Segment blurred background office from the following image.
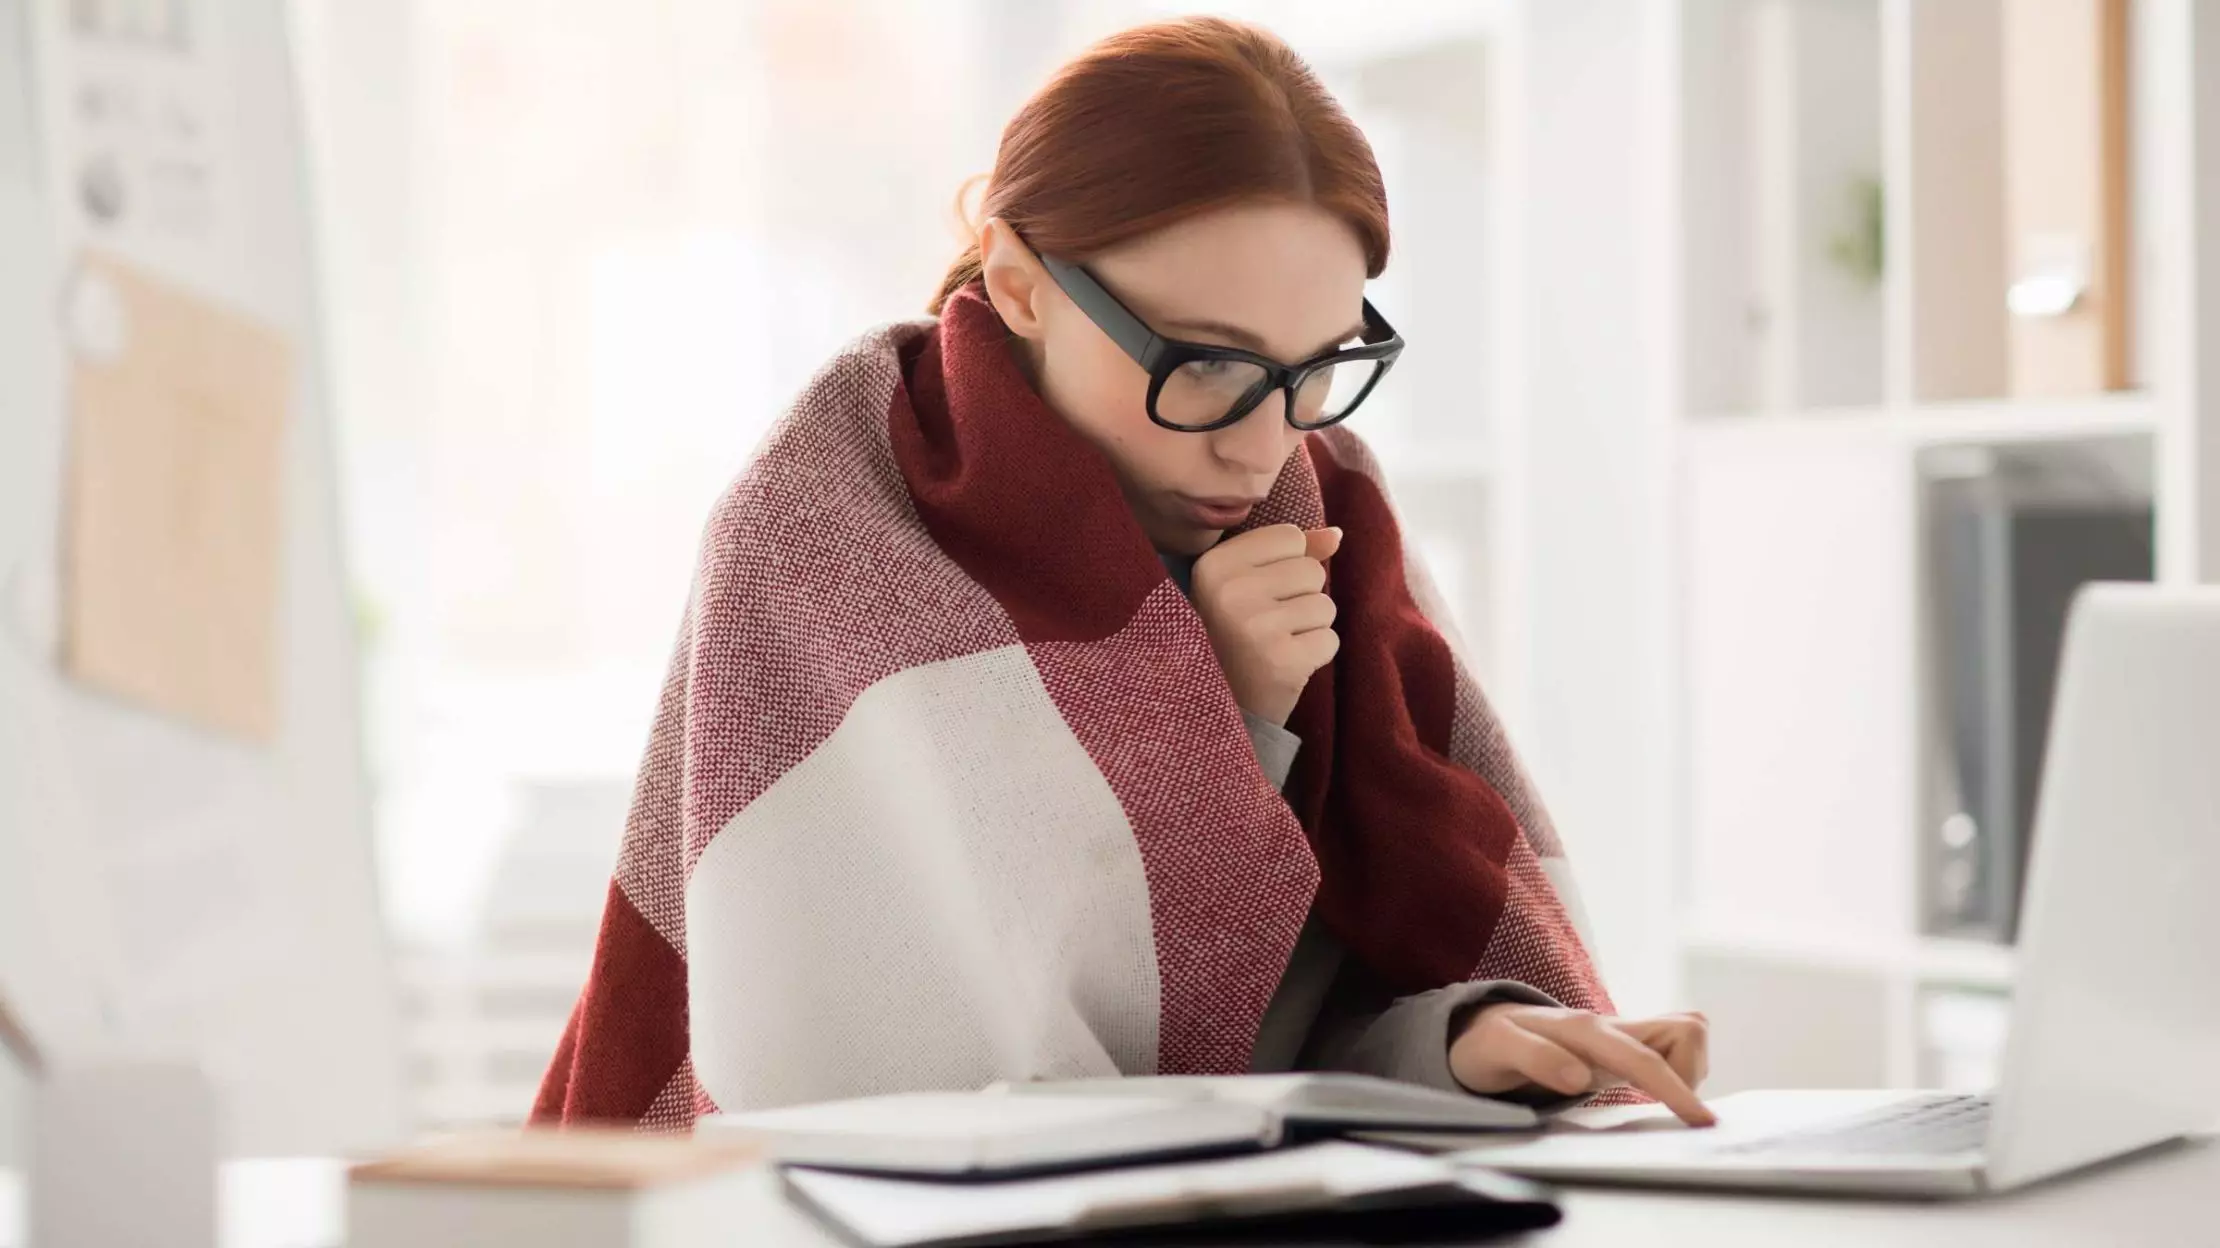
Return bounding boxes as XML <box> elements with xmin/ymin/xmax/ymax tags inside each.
<box><xmin>7</xmin><ymin>0</ymin><xmax>2211</xmax><ymax>1148</ymax></box>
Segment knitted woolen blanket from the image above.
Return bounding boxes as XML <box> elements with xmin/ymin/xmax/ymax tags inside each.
<box><xmin>532</xmin><ymin>284</ymin><xmax>1616</xmax><ymax>1129</ymax></box>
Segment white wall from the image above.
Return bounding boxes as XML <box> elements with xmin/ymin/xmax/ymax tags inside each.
<box><xmin>0</xmin><ymin>1054</ymin><xmax>21</xmax><ymax>1170</ymax></box>
<box><xmin>1495</xmin><ymin>0</ymin><xmax>1682</xmax><ymax>1014</ymax></box>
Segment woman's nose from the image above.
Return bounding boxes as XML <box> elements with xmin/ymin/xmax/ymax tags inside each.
<box><xmin>1212</xmin><ymin>390</ymin><xmax>1294</xmax><ymax>474</ymax></box>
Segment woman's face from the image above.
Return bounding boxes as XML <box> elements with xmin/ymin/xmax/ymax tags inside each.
<box><xmin>978</xmin><ymin>201</ymin><xmax>1372</xmax><ymax>555</ymax></box>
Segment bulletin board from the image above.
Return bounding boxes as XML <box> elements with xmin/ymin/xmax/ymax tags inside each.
<box><xmin>0</xmin><ymin>0</ymin><xmax>403</xmax><ymax>1156</ymax></box>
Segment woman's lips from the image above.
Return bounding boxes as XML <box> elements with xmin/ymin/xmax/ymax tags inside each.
<box><xmin>1174</xmin><ymin>494</ymin><xmax>1263</xmax><ymax>528</ymax></box>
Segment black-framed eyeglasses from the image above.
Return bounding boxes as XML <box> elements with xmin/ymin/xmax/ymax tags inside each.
<box><xmin>1033</xmin><ymin>251</ymin><xmax>1404</xmax><ymax>433</ymax></box>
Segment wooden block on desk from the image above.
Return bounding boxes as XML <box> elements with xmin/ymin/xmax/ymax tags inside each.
<box><xmin>348</xmin><ymin>1129</ymin><xmax>766</xmax><ymax>1248</ymax></box>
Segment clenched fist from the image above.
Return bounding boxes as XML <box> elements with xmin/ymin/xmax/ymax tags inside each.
<box><xmin>1191</xmin><ymin>523</ymin><xmax>1344</xmax><ymax>726</ymax></box>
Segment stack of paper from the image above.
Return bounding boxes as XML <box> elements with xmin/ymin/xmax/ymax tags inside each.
<box><xmin>704</xmin><ymin>1074</ymin><xmax>1538</xmax><ymax>1179</ymax></box>
<box><xmin>707</xmin><ymin>1090</ymin><xmax>1276</xmax><ymax>1177</ymax></box>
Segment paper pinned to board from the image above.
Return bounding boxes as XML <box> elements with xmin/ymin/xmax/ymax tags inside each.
<box><xmin>60</xmin><ymin>248</ymin><xmax>291</xmax><ymax>740</ymax></box>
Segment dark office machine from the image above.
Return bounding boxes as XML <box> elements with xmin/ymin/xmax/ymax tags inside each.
<box><xmin>1925</xmin><ymin>457</ymin><xmax>2153</xmax><ymax>943</ymax></box>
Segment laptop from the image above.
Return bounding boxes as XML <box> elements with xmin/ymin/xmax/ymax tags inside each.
<box><xmin>1444</xmin><ymin>584</ymin><xmax>2220</xmax><ymax>1197</ymax></box>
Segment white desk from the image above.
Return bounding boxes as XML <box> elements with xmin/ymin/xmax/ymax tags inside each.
<box><xmin>1532</xmin><ymin>1134</ymin><xmax>2219</xmax><ymax>1247</ymax></box>
<box><xmin>4</xmin><ymin>1134</ymin><xmax>2215</xmax><ymax>1247</ymax></box>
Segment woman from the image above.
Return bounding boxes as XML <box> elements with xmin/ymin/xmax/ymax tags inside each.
<box><xmin>535</xmin><ymin>15</ymin><xmax>1712</xmax><ymax>1131</ymax></box>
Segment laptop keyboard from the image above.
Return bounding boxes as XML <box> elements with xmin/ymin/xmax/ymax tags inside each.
<box><xmin>1715</xmin><ymin>1094</ymin><xmax>1992</xmax><ymax>1158</ymax></box>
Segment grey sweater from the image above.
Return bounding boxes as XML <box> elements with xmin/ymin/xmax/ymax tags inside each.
<box><xmin>1162</xmin><ymin>550</ymin><xmax>1583</xmax><ymax>1108</ymax></box>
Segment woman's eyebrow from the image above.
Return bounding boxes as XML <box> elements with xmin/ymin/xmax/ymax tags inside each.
<box><xmin>1157</xmin><ymin>316</ymin><xmax>1369</xmax><ymax>359</ymax></box>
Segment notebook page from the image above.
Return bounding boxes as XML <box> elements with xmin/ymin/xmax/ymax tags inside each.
<box><xmin>718</xmin><ymin>1092</ymin><xmax>1201</xmax><ymax>1139</ymax></box>
<box><xmin>997</xmin><ymin>1074</ymin><xmax>1310</xmax><ymax>1109</ymax></box>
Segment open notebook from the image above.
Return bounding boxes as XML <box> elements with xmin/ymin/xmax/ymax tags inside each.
<box><xmin>1000</xmin><ymin>1073</ymin><xmax>1540</xmax><ymax>1139</ymax></box>
<box><xmin>705</xmin><ymin>1092</ymin><xmax>1271</xmax><ymax>1177</ymax></box>
<box><xmin>703</xmin><ymin>1074</ymin><xmax>1537</xmax><ymax>1178</ymax></box>
<box><xmin>780</xmin><ymin>1141</ymin><xmax>1561</xmax><ymax>1248</ymax></box>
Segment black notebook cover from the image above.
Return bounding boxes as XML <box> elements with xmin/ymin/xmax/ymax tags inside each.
<box><xmin>781</xmin><ymin>1144</ymin><xmax>1560</xmax><ymax>1248</ymax></box>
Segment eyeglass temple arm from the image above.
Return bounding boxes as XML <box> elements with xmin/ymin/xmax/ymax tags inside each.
<box><xmin>1037</xmin><ymin>254</ymin><xmax>1164</xmax><ymax>369</ymax></box>
<box><xmin>1360</xmin><ymin>298</ymin><xmax>1399</xmax><ymax>346</ymax></box>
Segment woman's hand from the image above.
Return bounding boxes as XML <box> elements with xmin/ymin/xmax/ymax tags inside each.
<box><xmin>1191</xmin><ymin>523</ymin><xmax>1343</xmax><ymax>726</ymax></box>
<box><xmin>1450</xmin><ymin>1003</ymin><xmax>1716</xmax><ymax>1126</ymax></box>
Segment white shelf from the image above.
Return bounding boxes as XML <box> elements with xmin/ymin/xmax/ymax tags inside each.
<box><xmin>1683</xmin><ymin>392</ymin><xmax>2159</xmax><ymax>449</ymax></box>
<box><xmin>1682</xmin><ymin>923</ymin><xmax>2016</xmax><ymax>992</ymax></box>
<box><xmin>1654</xmin><ymin>0</ymin><xmax>2218</xmax><ymax>1095</ymax></box>
<box><xmin>1912</xmin><ymin>936</ymin><xmax>2018</xmax><ymax>990</ymax></box>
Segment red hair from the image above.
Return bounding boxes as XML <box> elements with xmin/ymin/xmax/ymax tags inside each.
<box><xmin>930</xmin><ymin>16</ymin><xmax>1389</xmax><ymax>314</ymax></box>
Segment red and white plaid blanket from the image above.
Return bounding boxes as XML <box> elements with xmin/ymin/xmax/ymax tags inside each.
<box><xmin>532</xmin><ymin>284</ymin><xmax>1616</xmax><ymax>1129</ymax></box>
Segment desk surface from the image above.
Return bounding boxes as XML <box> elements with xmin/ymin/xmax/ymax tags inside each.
<box><xmin>1530</xmin><ymin>1134</ymin><xmax>2217</xmax><ymax>1247</ymax></box>
<box><xmin>4</xmin><ymin>1134</ymin><xmax>2215</xmax><ymax>1247</ymax></box>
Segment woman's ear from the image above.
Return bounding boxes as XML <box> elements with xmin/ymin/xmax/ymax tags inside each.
<box><xmin>978</xmin><ymin>218</ymin><xmax>1051</xmax><ymax>341</ymax></box>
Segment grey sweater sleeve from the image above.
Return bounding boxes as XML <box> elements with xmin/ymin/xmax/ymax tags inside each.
<box><xmin>1238</xmin><ymin>712</ymin><xmax>1593</xmax><ymax>1112</ymax></box>
<box><xmin>1295</xmin><ymin>965</ymin><xmax>1598</xmax><ymax>1112</ymax></box>
<box><xmin>1240</xmin><ymin>710</ymin><xmax>1302</xmax><ymax>790</ymax></box>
